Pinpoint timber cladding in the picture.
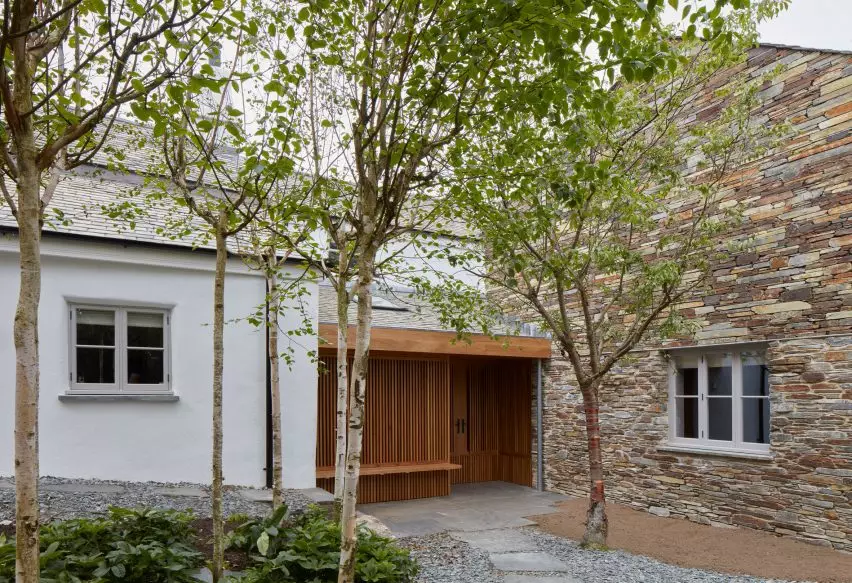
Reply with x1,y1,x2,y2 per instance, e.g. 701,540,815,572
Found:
316,354,534,503
451,360,533,487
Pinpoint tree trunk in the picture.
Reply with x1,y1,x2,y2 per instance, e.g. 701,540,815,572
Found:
267,259,283,509
333,276,349,520
337,259,374,583
211,222,227,582
581,383,608,548
14,151,42,583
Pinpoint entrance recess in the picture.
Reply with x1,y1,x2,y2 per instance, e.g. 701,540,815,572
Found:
315,325,549,504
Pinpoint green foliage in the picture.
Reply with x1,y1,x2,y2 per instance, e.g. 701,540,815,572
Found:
0,508,204,583
437,7,789,387
226,506,418,583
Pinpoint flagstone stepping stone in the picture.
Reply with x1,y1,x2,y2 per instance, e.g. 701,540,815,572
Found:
237,488,272,503
490,551,570,573
449,528,538,553
153,486,207,498
193,568,243,581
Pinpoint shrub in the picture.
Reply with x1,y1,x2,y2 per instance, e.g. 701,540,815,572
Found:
0,507,204,583
227,506,418,583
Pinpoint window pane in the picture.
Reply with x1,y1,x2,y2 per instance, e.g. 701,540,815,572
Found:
743,398,770,444
676,397,698,438
127,349,164,384
708,398,733,441
76,309,115,346
127,312,164,348
742,353,769,397
675,366,698,396
708,353,732,396
76,347,115,383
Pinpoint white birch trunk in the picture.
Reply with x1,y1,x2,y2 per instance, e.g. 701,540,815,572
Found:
14,148,41,583
337,255,375,583
333,246,350,519
267,259,284,509
211,221,227,583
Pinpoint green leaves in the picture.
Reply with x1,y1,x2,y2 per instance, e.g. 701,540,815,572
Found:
0,507,203,583
228,506,418,583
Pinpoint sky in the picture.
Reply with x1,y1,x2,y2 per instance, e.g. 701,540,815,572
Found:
757,0,852,51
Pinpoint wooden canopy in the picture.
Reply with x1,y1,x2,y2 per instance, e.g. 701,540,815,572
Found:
319,323,551,358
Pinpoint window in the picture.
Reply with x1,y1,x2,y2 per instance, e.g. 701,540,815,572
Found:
70,305,171,394
668,348,769,454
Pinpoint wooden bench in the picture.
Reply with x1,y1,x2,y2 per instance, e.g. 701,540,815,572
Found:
315,461,462,479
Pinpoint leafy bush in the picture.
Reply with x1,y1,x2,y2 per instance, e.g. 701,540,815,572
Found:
0,507,204,583
227,506,418,583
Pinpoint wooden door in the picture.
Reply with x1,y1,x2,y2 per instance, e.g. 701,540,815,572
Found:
452,363,469,455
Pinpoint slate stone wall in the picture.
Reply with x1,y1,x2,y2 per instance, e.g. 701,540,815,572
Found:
541,46,852,550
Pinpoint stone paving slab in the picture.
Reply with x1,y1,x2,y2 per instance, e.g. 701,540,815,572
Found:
300,487,334,503
42,483,126,494
490,552,570,573
504,576,581,583
152,486,208,498
449,528,538,553
237,488,272,503
193,568,242,581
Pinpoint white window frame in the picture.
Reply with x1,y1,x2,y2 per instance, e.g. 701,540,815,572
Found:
69,304,172,395
667,346,770,455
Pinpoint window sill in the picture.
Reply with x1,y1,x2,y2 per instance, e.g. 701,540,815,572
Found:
658,444,773,461
59,393,179,403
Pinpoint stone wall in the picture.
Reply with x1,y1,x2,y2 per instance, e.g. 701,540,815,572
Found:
541,45,852,551
542,335,852,551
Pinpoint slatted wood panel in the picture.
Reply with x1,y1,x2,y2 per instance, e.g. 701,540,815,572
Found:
451,360,533,487
316,355,451,503
497,361,533,486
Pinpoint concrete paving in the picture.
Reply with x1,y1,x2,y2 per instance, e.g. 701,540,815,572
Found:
360,481,568,537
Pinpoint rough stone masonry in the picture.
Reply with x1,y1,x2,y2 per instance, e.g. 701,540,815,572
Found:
538,44,852,551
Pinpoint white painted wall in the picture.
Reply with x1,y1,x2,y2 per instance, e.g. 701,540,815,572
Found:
0,234,318,488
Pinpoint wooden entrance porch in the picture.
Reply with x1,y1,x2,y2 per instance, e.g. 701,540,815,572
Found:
315,325,550,504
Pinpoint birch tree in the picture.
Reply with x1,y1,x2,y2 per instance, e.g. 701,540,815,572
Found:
448,4,788,548
117,7,306,578
0,0,220,579
295,0,751,579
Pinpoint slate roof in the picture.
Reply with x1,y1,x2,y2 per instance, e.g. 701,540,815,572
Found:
0,169,231,252
318,284,450,331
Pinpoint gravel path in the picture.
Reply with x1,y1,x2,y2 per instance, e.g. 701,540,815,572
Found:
0,476,312,523
400,528,801,583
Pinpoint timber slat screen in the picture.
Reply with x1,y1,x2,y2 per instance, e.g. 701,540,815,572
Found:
450,360,533,487
316,356,453,503
316,354,533,503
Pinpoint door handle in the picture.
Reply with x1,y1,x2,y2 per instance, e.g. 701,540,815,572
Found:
461,419,466,434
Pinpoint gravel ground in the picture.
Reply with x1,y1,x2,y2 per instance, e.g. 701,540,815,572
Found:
400,529,800,583
400,533,496,583
0,476,312,523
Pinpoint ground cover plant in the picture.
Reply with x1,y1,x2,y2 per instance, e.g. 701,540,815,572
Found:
227,506,418,583
0,507,204,582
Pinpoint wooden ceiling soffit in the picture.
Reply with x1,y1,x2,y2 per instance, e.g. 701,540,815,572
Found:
318,323,551,359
